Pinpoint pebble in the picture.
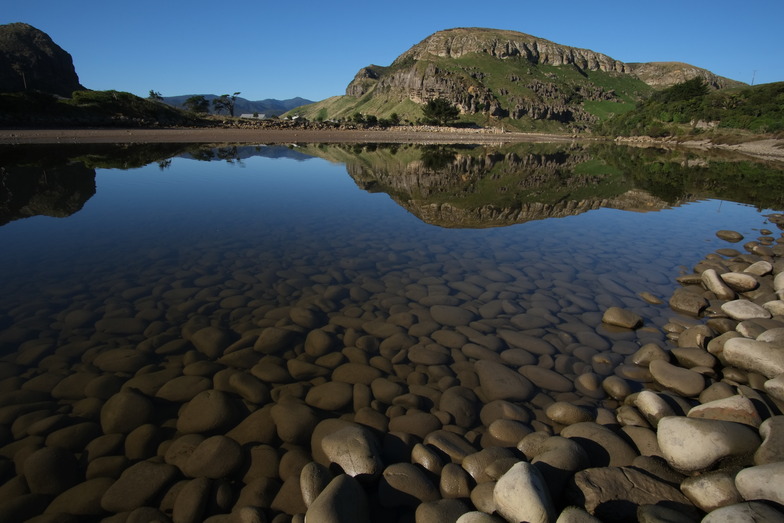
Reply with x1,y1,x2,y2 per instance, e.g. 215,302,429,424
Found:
566,466,696,522
723,338,784,379
545,402,594,425
378,462,440,508
560,422,638,467
720,300,772,321
176,389,241,434
648,359,705,397
687,395,762,427
680,470,742,512
100,460,179,512
701,501,784,522
493,461,554,523
23,446,81,495
657,416,761,472
601,307,643,329
100,390,154,434
755,416,784,464
475,360,534,402
734,461,784,505
305,474,369,523
319,423,383,480
182,435,243,478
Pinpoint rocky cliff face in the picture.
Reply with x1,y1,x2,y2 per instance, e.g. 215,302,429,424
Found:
0,23,84,96
626,61,745,90
328,27,744,129
393,28,627,73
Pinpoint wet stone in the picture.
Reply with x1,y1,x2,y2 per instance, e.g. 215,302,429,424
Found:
602,307,643,329
430,305,477,327
716,230,744,242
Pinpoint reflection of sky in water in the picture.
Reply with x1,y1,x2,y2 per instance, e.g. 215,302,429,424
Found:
0,153,778,336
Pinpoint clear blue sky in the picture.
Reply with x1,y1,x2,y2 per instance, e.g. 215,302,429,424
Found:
3,1,782,101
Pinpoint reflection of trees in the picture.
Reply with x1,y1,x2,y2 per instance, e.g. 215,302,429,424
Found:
594,145,784,210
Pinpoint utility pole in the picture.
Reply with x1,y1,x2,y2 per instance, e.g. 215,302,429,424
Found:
751,70,756,86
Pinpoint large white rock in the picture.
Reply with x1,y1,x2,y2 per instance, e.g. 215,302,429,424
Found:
493,461,554,523
657,416,761,472
735,462,784,505
723,338,784,379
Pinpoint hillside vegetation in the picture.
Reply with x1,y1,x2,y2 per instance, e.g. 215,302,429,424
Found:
0,90,203,127
599,79,784,138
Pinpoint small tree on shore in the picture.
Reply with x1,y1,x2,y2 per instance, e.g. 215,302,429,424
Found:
148,90,163,102
422,98,460,126
213,92,241,116
183,95,210,114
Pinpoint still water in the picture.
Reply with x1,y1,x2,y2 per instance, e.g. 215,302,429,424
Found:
0,141,781,519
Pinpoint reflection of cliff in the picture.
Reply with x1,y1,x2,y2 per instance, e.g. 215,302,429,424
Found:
0,164,96,225
302,143,675,228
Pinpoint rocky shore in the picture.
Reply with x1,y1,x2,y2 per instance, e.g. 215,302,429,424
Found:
0,211,783,522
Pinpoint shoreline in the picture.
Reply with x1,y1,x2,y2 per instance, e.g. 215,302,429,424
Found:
2,127,782,164
0,127,580,145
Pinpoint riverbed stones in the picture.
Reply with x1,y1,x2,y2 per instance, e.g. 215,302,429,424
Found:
545,402,595,426
493,461,554,523
430,305,477,327
657,416,761,472
23,446,81,495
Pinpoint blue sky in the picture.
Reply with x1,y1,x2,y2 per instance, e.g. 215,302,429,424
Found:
4,1,782,101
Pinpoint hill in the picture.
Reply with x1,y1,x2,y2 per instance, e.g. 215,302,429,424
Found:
0,22,84,96
290,28,745,132
161,95,313,117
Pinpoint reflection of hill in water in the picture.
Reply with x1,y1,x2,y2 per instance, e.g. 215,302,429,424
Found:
0,164,96,226
301,143,677,228
302,142,784,228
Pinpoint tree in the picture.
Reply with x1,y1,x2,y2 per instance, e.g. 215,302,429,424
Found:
213,92,241,116
148,90,163,102
183,95,210,114
422,98,460,126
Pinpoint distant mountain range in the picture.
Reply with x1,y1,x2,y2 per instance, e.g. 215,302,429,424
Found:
160,95,313,116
